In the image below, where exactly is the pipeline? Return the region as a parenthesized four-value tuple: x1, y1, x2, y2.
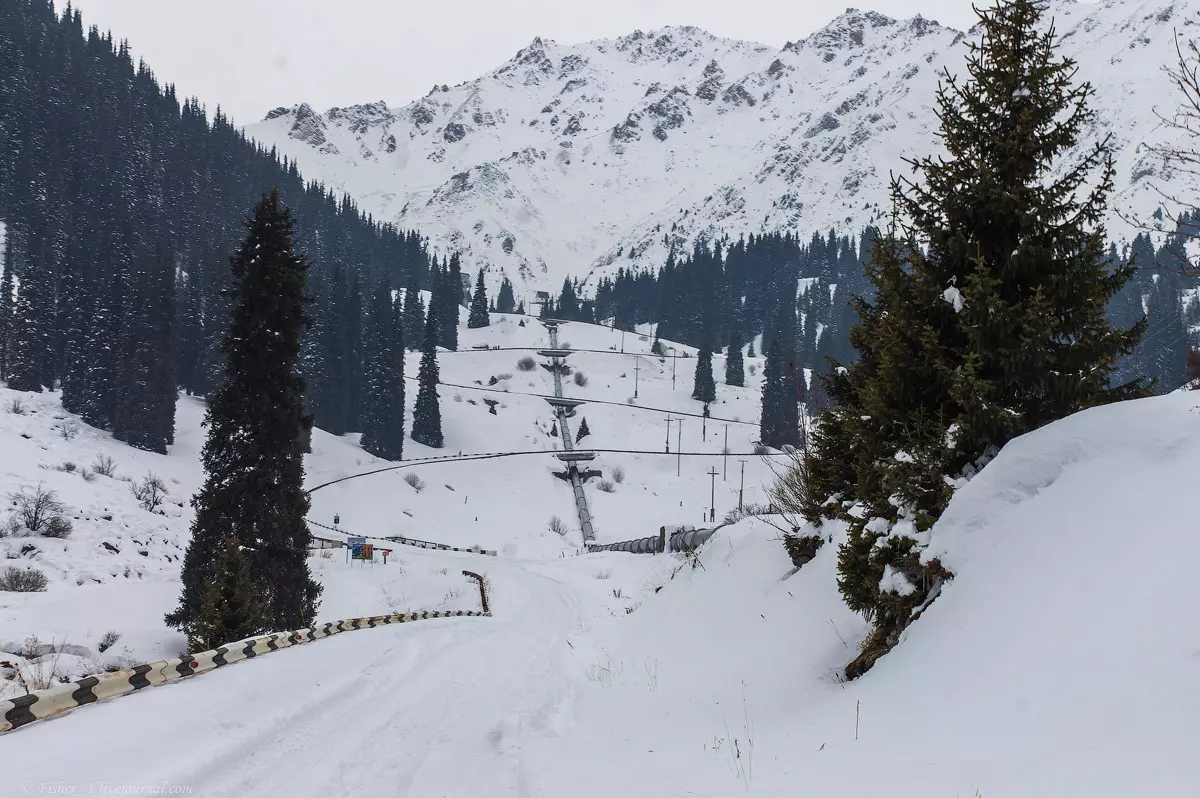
(587, 525, 720, 554)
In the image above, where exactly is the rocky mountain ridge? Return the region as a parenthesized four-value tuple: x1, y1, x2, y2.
(248, 0, 1200, 296)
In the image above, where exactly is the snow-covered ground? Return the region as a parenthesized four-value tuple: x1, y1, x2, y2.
(3, 312, 1197, 796)
(1, 312, 774, 694)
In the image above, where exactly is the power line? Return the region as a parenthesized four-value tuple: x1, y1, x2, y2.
(406, 374, 760, 426)
(306, 447, 781, 493)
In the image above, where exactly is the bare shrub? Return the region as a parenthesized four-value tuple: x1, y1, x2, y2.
(92, 454, 117, 478)
(1, 515, 20, 538)
(98, 631, 121, 653)
(56, 462, 77, 474)
(723, 502, 772, 525)
(594, 568, 612, 580)
(596, 480, 616, 493)
(612, 466, 626, 484)
(0, 566, 48, 592)
(403, 472, 425, 492)
(611, 587, 623, 599)
(57, 420, 80, 441)
(574, 371, 588, 387)
(547, 516, 568, 536)
(131, 473, 167, 512)
(40, 516, 73, 539)
(80, 468, 96, 483)
(767, 446, 810, 526)
(517, 356, 536, 372)
(748, 364, 757, 376)
(10, 484, 65, 533)
(495, 372, 513, 381)
(7, 399, 26, 415)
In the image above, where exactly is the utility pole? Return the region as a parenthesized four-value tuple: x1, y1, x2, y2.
(723, 424, 729, 480)
(634, 357, 640, 399)
(672, 350, 677, 390)
(665, 415, 672, 453)
(707, 467, 718, 523)
(738, 460, 746, 511)
(702, 403, 709, 441)
(620, 329, 625, 352)
(677, 420, 683, 477)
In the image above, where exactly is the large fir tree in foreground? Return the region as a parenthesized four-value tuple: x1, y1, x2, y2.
(800, 0, 1147, 678)
(167, 191, 321, 649)
(411, 303, 444, 448)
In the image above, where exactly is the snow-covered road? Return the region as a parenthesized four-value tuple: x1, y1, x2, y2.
(2, 558, 590, 798)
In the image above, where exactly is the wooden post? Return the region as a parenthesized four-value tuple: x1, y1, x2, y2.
(658, 526, 667, 554)
(463, 570, 489, 615)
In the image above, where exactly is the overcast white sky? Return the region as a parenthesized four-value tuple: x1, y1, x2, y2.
(67, 0, 981, 124)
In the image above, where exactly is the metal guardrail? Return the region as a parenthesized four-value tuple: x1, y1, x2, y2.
(1, 608, 488, 734)
(306, 519, 497, 556)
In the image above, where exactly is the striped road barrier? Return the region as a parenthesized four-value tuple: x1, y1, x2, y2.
(1, 609, 488, 734)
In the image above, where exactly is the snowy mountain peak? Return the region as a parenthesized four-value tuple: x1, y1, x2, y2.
(787, 8, 902, 52)
(247, 0, 1200, 296)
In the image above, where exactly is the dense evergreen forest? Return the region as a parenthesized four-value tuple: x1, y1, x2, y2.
(0, 0, 433, 453)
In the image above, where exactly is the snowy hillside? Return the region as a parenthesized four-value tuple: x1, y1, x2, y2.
(5, 321, 1197, 794)
(1, 311, 776, 694)
(247, 0, 1200, 296)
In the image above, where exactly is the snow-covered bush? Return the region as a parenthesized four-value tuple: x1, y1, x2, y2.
(98, 631, 121, 653)
(612, 466, 625, 484)
(131, 473, 167, 512)
(7, 399, 26, 415)
(574, 371, 588, 387)
(91, 454, 117, 478)
(0, 566, 48, 592)
(547, 516, 568, 536)
(403, 473, 425, 492)
(517, 356, 536, 371)
(596, 480, 615, 493)
(10, 483, 66, 534)
(57, 420, 80, 441)
(40, 516, 72, 539)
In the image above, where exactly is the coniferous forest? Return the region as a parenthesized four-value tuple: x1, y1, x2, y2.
(0, 0, 433, 454)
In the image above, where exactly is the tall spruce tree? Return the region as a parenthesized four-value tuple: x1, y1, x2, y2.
(440, 254, 461, 350)
(692, 338, 716, 403)
(800, 0, 1147, 678)
(166, 191, 320, 643)
(467, 269, 490, 328)
(759, 337, 798, 449)
(112, 247, 176, 453)
(402, 270, 424, 351)
(0, 231, 13, 380)
(496, 276, 516, 313)
(411, 302, 444, 448)
(725, 329, 745, 387)
(360, 278, 406, 460)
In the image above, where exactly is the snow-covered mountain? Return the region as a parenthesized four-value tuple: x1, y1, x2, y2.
(248, 0, 1199, 296)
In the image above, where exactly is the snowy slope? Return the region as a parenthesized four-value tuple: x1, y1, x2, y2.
(4, 356, 1196, 795)
(247, 0, 1200, 296)
(1, 310, 777, 695)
